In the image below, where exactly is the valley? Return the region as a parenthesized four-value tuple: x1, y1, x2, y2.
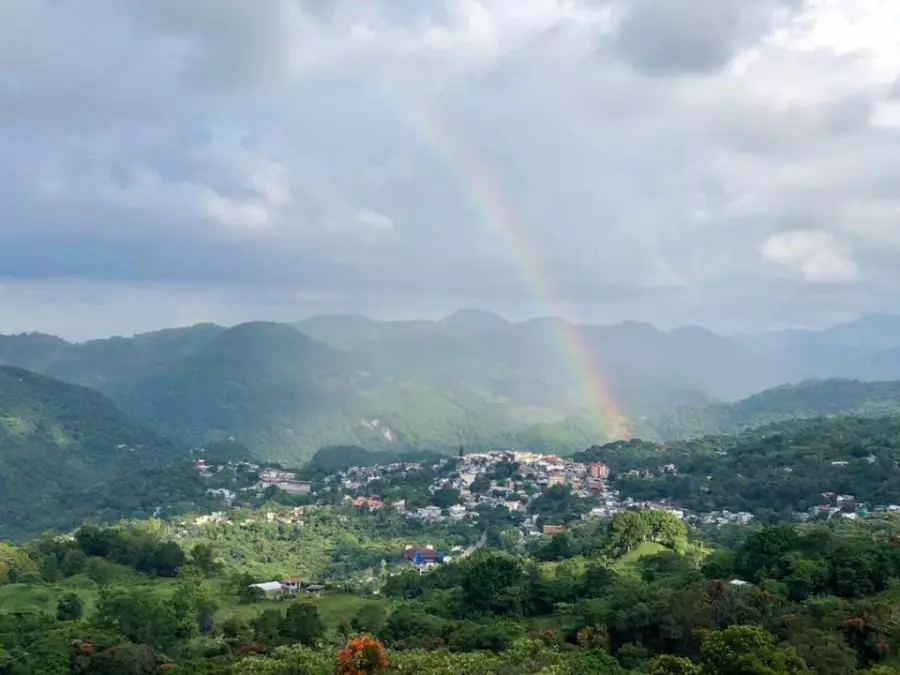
(3, 313, 900, 672)
(2, 413, 900, 673)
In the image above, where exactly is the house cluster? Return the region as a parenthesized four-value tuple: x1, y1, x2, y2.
(196, 446, 900, 535)
(258, 468, 312, 495)
(191, 457, 311, 496)
(332, 450, 621, 526)
(248, 578, 326, 600)
(181, 505, 316, 531)
(788, 491, 900, 523)
(330, 450, 772, 532)
(796, 492, 865, 522)
(454, 450, 610, 495)
(350, 496, 384, 510)
(428, 450, 614, 517)
(692, 509, 755, 526)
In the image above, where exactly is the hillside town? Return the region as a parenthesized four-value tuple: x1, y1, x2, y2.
(327, 450, 764, 530)
(182, 446, 900, 599)
(189, 448, 761, 537)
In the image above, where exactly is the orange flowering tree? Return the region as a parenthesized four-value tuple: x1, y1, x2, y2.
(338, 635, 389, 675)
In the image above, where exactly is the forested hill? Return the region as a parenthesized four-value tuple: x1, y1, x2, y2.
(108, 322, 580, 464)
(5, 314, 900, 463)
(0, 321, 630, 463)
(0, 366, 186, 539)
(577, 414, 900, 522)
(647, 378, 900, 440)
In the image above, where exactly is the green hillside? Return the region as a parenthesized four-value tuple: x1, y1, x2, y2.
(578, 414, 900, 520)
(0, 321, 630, 463)
(0, 504, 898, 672)
(5, 320, 900, 464)
(0, 324, 225, 395)
(109, 322, 591, 464)
(0, 366, 187, 538)
(649, 378, 900, 440)
(2, 413, 900, 671)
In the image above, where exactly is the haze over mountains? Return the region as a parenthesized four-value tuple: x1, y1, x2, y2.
(2, 310, 900, 464)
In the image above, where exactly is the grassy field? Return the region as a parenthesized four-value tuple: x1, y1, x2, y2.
(612, 541, 668, 574)
(214, 588, 387, 626)
(0, 573, 384, 631)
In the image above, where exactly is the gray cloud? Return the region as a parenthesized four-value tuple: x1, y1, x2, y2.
(2, 0, 900, 337)
(610, 0, 807, 76)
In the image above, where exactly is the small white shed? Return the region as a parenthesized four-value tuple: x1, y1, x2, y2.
(249, 581, 284, 599)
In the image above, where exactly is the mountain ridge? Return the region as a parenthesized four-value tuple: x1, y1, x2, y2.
(2, 311, 900, 463)
(646, 377, 900, 440)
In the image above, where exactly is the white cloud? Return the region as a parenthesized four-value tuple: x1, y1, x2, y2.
(760, 230, 858, 282)
(356, 209, 395, 232)
(2, 0, 900, 333)
(198, 191, 274, 231)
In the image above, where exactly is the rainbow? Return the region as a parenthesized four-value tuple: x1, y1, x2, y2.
(382, 92, 629, 440)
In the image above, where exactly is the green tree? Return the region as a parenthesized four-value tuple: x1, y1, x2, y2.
(647, 655, 703, 675)
(461, 551, 524, 615)
(701, 625, 810, 675)
(95, 587, 186, 651)
(232, 645, 336, 675)
(643, 509, 689, 548)
(253, 608, 284, 644)
(150, 540, 186, 577)
(351, 603, 388, 634)
(734, 526, 800, 583)
(87, 643, 161, 675)
(280, 601, 324, 646)
(86, 556, 129, 586)
(0, 542, 37, 583)
(56, 592, 83, 621)
(430, 486, 461, 509)
(500, 528, 524, 555)
(536, 532, 573, 561)
(605, 511, 652, 556)
(191, 542, 217, 574)
(787, 629, 857, 675)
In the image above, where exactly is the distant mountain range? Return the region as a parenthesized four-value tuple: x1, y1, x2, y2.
(2, 310, 900, 463)
(736, 313, 900, 381)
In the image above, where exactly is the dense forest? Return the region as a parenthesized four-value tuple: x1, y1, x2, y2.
(576, 415, 900, 521)
(0, 367, 190, 539)
(1, 507, 900, 673)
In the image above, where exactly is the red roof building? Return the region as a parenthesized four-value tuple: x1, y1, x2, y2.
(351, 496, 384, 510)
(403, 545, 445, 566)
(587, 480, 604, 492)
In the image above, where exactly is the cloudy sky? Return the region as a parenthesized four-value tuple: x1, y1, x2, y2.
(3, 0, 900, 339)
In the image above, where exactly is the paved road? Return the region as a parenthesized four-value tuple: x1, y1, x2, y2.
(460, 532, 488, 558)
